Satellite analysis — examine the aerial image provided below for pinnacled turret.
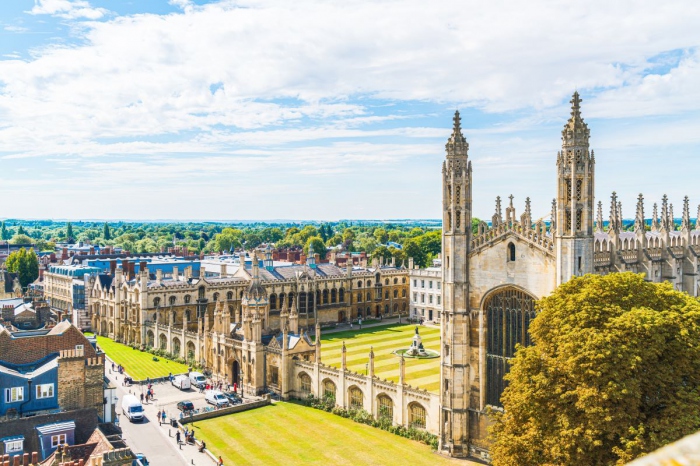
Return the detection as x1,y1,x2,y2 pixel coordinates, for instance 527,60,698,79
669,203,675,231
634,194,645,234
696,205,700,230
555,91,595,284
682,196,691,231
492,196,503,227
520,197,532,229
550,199,557,233
652,203,659,232
596,201,604,233
661,195,670,232
609,192,621,236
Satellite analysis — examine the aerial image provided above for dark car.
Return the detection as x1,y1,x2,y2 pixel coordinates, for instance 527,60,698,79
222,391,242,405
176,401,195,412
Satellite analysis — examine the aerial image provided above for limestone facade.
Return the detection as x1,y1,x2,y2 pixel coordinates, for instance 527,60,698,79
439,92,700,459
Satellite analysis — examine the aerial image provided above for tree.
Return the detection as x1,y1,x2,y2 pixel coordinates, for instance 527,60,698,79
490,273,700,466
10,234,33,245
17,225,26,236
402,238,427,268
373,227,389,244
304,236,327,259
103,222,111,240
0,221,8,240
66,222,74,242
5,248,39,289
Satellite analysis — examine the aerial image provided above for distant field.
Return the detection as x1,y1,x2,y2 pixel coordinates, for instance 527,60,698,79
320,323,441,393
93,335,189,381
191,402,471,466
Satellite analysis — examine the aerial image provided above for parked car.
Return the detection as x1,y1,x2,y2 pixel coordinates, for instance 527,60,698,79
172,374,191,390
205,390,230,408
189,371,207,388
222,391,242,405
176,401,195,412
132,453,149,466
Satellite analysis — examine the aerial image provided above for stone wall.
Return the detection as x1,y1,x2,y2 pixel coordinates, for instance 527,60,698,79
57,350,104,413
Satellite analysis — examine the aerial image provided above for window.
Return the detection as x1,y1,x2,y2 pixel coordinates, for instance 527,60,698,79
437,296,441,305
508,243,516,262
429,281,433,289
169,296,176,306
409,403,427,429
421,294,425,303
4,439,22,453
377,395,393,420
349,387,363,408
357,293,362,303
437,282,441,290
51,434,66,448
421,280,425,288
413,292,417,301
184,294,191,304
5,387,23,403
227,291,233,300
300,374,311,394
323,380,336,400
429,295,433,304
402,289,406,297
486,288,536,408
413,279,417,287
36,384,54,399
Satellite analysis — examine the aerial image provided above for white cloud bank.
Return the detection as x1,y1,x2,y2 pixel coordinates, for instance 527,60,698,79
1,0,699,219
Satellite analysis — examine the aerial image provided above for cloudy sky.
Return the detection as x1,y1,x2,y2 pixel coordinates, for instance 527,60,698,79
0,0,698,221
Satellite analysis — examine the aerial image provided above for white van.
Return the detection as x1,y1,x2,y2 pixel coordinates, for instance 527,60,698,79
205,390,229,408
189,372,207,388
172,374,191,390
121,394,144,422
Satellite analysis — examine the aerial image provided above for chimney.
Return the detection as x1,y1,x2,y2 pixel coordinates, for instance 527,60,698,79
129,261,135,279
172,266,179,281
139,261,148,275
110,259,117,276
32,453,38,464
220,264,227,277
156,269,163,284
61,247,68,260
90,246,95,255
22,453,28,466
121,259,129,278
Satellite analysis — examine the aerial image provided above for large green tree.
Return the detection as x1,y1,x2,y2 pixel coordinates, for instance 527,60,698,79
103,222,111,240
304,236,327,259
66,222,74,242
10,234,33,245
5,248,39,289
0,221,8,240
491,273,700,466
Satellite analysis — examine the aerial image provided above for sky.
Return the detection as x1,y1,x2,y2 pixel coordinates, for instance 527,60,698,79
0,0,698,221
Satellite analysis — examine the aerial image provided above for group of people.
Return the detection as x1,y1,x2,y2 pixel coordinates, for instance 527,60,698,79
140,384,155,403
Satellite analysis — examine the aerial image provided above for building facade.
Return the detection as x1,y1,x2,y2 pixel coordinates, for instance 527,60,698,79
408,267,442,322
439,93,700,459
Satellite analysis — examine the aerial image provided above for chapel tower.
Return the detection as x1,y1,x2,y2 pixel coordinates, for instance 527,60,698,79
439,111,472,457
555,92,595,285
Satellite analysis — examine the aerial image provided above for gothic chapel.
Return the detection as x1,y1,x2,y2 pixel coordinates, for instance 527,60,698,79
439,92,700,457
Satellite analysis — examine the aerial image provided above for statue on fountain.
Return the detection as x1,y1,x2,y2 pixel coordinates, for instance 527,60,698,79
406,326,428,357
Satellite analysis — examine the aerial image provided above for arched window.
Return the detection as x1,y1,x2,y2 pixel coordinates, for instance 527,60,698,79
213,292,219,301
323,289,329,304
384,305,389,314
227,291,233,300
384,290,389,299
153,297,161,307
169,296,176,306
393,290,398,298
198,286,205,300
357,293,362,302
366,280,371,287
339,288,345,302
384,278,389,285
184,295,191,304
402,277,406,284
185,310,191,322
316,290,321,305
402,289,406,297
300,373,311,394
269,294,277,310
349,387,363,408
331,289,337,303
357,280,362,288
408,403,426,429
507,243,516,262
279,293,285,309
366,292,371,301
393,278,398,284
486,287,536,408
377,394,393,420
323,380,336,400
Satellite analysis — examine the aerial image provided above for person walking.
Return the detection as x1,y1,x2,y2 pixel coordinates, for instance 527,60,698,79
176,430,181,445
161,410,166,424
157,410,162,426
140,393,144,403
218,455,224,465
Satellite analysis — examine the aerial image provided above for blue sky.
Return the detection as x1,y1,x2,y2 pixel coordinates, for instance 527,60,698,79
0,0,699,221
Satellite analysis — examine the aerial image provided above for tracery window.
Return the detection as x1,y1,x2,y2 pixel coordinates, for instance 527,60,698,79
300,373,311,394
576,179,582,201
377,395,393,420
565,179,572,204
323,380,336,400
576,209,582,231
357,293,362,302
227,291,233,300
456,185,461,205
269,294,277,310
169,296,176,306
409,403,426,429
486,287,536,408
184,295,191,304
456,210,461,229
349,387,363,408
331,289,337,303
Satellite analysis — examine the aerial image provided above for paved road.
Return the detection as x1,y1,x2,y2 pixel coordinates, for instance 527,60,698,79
107,363,215,466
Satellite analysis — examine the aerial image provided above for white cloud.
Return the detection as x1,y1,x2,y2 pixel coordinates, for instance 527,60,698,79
28,0,109,20
0,0,699,219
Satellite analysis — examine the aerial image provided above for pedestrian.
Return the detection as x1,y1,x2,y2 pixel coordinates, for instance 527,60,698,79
157,410,162,425
176,431,181,444
218,455,224,466
199,441,206,453
162,411,166,423
111,362,115,371
140,393,144,403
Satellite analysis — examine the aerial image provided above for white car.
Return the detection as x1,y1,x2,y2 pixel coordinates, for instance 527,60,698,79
204,390,229,408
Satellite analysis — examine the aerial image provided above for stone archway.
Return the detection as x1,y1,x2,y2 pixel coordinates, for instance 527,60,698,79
186,341,196,360
172,337,181,357
146,330,155,347
159,333,167,350
232,360,240,387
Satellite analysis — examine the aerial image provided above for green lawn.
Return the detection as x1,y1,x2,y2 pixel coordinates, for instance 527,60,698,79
191,402,470,466
93,335,189,381
320,323,441,393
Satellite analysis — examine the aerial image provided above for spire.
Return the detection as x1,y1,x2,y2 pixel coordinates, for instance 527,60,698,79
521,197,532,229
445,110,468,158
492,196,503,227
609,192,620,234
661,195,669,231
652,203,659,232
682,196,691,230
550,199,557,233
669,203,675,231
634,194,645,233
562,91,590,148
596,201,604,232
618,201,623,230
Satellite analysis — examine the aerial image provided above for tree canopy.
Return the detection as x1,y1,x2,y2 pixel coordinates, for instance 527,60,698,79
5,248,39,289
490,273,700,466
